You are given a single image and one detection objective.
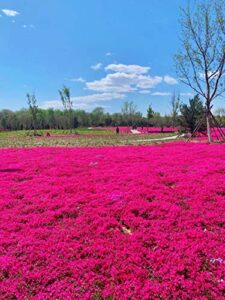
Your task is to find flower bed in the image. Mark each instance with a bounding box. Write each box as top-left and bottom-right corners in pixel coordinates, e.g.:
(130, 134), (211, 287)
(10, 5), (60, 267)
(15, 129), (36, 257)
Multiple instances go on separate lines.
(195, 127), (225, 141)
(91, 127), (178, 134)
(1, 143), (225, 299)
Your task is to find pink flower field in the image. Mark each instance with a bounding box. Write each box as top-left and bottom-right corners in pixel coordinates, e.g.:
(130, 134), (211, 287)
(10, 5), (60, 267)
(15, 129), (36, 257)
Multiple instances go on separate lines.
(1, 143), (225, 299)
(91, 127), (178, 134)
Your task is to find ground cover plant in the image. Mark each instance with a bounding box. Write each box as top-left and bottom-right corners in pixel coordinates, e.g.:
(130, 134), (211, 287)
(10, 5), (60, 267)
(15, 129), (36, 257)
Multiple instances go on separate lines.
(1, 142), (225, 299)
(90, 127), (178, 134)
(0, 129), (177, 148)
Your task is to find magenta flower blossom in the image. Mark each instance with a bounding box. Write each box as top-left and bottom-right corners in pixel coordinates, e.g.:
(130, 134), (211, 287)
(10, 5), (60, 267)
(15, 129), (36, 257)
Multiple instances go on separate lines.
(1, 142), (225, 299)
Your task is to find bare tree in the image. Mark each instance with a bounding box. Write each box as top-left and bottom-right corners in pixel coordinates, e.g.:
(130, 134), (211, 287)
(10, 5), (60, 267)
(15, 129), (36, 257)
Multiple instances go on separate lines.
(175, 0), (225, 142)
(170, 91), (180, 127)
(59, 86), (73, 132)
(27, 93), (38, 135)
(121, 101), (138, 126)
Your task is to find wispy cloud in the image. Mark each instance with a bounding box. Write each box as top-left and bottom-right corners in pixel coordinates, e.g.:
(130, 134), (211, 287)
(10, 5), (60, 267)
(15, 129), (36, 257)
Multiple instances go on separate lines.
(105, 52), (113, 56)
(164, 75), (178, 85)
(139, 90), (151, 94)
(23, 24), (35, 29)
(199, 71), (225, 80)
(71, 93), (124, 103)
(41, 93), (124, 110)
(41, 101), (110, 111)
(105, 64), (150, 75)
(180, 92), (194, 97)
(68, 77), (86, 83)
(91, 63), (103, 71)
(2, 9), (19, 17)
(151, 92), (172, 96)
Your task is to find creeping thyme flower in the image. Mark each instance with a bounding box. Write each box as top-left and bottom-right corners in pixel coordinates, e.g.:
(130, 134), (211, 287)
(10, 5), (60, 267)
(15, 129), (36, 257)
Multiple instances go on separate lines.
(1, 142), (225, 299)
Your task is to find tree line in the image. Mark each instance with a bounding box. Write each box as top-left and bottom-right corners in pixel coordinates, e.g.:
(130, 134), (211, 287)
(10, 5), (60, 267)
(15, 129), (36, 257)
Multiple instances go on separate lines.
(0, 104), (172, 131)
(0, 90), (224, 133)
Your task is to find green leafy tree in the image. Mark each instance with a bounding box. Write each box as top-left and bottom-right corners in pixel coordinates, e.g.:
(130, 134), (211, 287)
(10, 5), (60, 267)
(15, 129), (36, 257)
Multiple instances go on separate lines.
(74, 110), (90, 127)
(16, 109), (32, 130)
(47, 108), (56, 129)
(91, 107), (105, 126)
(151, 112), (167, 132)
(147, 105), (154, 120)
(180, 95), (205, 134)
(215, 108), (225, 125)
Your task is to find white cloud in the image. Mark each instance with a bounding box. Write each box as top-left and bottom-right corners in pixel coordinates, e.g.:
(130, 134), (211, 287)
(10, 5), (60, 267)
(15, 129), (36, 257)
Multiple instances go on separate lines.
(71, 92), (125, 103)
(136, 75), (162, 89)
(105, 64), (150, 75)
(91, 63), (103, 71)
(180, 92), (194, 97)
(40, 101), (63, 109)
(87, 63), (165, 94)
(69, 77), (86, 83)
(2, 9), (19, 17)
(41, 93), (123, 110)
(22, 24), (35, 29)
(139, 90), (151, 94)
(151, 92), (172, 96)
(41, 101), (110, 111)
(199, 71), (225, 79)
(86, 67), (162, 93)
(164, 75), (178, 85)
(50, 64), (180, 111)
(105, 52), (112, 56)
(87, 73), (136, 93)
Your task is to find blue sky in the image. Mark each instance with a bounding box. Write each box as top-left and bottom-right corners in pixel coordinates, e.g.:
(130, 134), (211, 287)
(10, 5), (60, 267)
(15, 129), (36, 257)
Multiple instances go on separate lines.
(1, 0), (222, 115)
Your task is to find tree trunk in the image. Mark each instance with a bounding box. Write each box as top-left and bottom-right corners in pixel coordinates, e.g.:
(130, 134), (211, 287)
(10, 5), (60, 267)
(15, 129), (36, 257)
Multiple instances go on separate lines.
(206, 108), (212, 143)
